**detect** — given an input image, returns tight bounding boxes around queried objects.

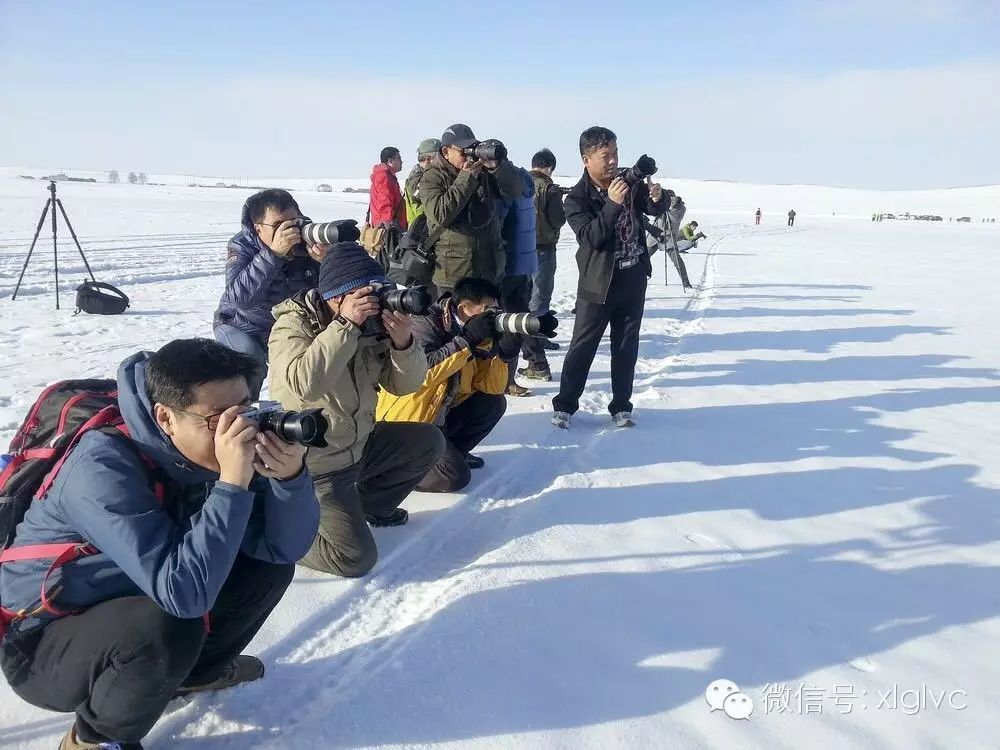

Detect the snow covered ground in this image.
[1,174,999,749]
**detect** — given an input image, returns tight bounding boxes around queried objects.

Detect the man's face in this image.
[154,377,251,474]
[583,141,619,183]
[443,145,468,170]
[456,296,498,323]
[254,206,301,251]
[419,154,435,170]
[389,154,403,173]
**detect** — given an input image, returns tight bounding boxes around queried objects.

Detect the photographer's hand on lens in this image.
[215,406,259,490]
[340,286,380,327]
[647,179,664,203]
[271,220,303,257]
[462,310,496,347]
[307,243,330,262]
[462,159,485,177]
[382,310,414,350]
[497,331,522,359]
[608,177,630,205]
[253,431,306,481]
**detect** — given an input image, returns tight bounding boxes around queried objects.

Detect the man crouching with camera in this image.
[377,277,522,493]
[268,242,444,578]
[552,126,668,430]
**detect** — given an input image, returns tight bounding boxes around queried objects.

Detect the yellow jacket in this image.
[376,301,508,425]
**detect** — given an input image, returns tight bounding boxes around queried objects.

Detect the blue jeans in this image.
[529,246,557,314]
[214,324,268,401]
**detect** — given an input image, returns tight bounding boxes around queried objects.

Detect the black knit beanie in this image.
[319,242,388,300]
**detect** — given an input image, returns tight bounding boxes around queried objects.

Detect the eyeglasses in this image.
[174,408,227,431]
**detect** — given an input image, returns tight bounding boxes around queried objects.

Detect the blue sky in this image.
[1,0,998,189]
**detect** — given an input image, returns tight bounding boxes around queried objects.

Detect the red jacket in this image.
[369,163,407,229]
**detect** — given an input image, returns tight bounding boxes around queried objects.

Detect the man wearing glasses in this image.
[214,189,328,400]
[0,339,319,750]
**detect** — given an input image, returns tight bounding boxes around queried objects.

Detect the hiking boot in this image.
[59,725,143,750]
[506,383,532,397]
[365,508,409,527]
[464,453,485,469]
[518,365,552,382]
[543,339,561,351]
[612,412,635,429]
[552,411,571,429]
[176,655,265,696]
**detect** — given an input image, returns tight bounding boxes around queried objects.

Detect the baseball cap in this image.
[440,124,477,149]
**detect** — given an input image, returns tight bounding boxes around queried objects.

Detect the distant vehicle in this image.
[317,184,333,193]
[883,213,896,220]
[957,216,972,223]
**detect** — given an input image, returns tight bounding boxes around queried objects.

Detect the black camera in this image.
[242,406,329,448]
[462,139,508,163]
[493,311,558,339]
[297,218,360,247]
[618,154,658,186]
[359,282,435,337]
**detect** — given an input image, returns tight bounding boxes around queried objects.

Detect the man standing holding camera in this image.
[268,242,443,578]
[552,126,667,430]
[214,189,328,401]
[419,124,530,296]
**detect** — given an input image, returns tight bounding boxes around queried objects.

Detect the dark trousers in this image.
[787,217,795,226]
[215,324,268,401]
[553,264,647,416]
[530,246,557,314]
[667,247,692,287]
[502,273,548,373]
[299,422,445,578]
[418,392,507,493]
[0,554,293,744]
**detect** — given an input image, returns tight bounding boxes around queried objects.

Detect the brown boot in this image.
[59,724,143,749]
[506,383,533,397]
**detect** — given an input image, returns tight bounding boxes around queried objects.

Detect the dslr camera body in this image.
[242,406,329,448]
[618,154,658,187]
[461,139,508,163]
[358,282,435,338]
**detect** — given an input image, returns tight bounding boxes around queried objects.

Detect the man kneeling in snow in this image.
[0,339,319,750]
[377,277,518,492]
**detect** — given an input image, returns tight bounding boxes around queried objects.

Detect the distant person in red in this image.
[369,146,407,229]
[755,207,762,226]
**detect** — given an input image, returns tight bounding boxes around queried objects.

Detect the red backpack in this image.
[0,379,162,640]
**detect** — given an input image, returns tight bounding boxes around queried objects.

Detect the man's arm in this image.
[380,335,430,396]
[370,169,398,223]
[544,185,567,231]
[60,433,254,619]
[226,238,284,308]
[411,313,474,385]
[420,167,478,231]
[565,188,622,251]
[268,314,360,402]
[637,183,667,217]
[240,469,320,564]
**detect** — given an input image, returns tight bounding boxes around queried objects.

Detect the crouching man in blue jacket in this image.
[0,339,319,750]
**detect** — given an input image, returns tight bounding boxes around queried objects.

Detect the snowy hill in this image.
[1,173,1000,749]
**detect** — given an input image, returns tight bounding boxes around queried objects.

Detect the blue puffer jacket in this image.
[214,219,320,342]
[497,167,538,277]
[0,352,320,634]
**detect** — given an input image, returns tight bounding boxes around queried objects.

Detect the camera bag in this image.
[396,214,445,286]
[74,281,130,315]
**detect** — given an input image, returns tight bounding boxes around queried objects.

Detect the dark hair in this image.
[579,126,617,156]
[241,189,301,226]
[453,277,501,306]
[690,221,698,227]
[531,148,557,170]
[146,339,261,409]
[380,146,401,164]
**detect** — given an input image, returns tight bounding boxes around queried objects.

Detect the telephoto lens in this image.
[463,139,508,162]
[378,285,434,316]
[493,311,558,338]
[619,154,658,186]
[300,219,360,246]
[242,407,329,448]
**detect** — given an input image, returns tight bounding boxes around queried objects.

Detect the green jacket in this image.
[530,170,566,248]
[268,290,428,475]
[404,164,425,225]
[419,158,525,288]
[681,223,696,241]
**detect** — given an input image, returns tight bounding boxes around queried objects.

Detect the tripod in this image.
[12,180,96,309]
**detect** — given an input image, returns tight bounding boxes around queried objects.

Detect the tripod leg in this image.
[11,199,52,301]
[52,192,60,309]
[56,199,96,282]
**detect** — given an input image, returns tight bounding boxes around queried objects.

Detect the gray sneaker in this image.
[552,411,571,429]
[612,412,635,428]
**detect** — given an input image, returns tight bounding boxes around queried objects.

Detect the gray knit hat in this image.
[417,138,442,157]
